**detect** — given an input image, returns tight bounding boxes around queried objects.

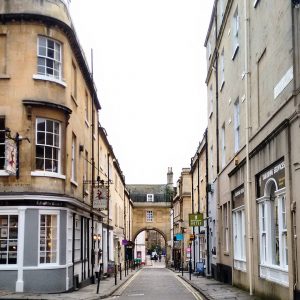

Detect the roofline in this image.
[0,13,101,110]
[204,0,217,47]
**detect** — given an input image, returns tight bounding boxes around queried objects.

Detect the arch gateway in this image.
[127,170,174,263]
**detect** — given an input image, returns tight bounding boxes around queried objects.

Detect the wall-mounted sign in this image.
[232,185,244,209]
[175,233,184,241]
[93,186,108,209]
[5,140,17,176]
[257,159,285,197]
[122,239,128,246]
[189,213,203,227]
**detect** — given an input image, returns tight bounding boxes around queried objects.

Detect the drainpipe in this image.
[197,149,200,263]
[191,158,195,270]
[107,153,110,263]
[244,0,253,295]
[205,129,210,276]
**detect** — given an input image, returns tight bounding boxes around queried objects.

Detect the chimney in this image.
[167,167,173,189]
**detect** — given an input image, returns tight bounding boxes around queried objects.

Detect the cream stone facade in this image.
[205,1,300,299]
[0,0,132,293]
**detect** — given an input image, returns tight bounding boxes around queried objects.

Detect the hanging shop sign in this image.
[175,233,184,241]
[93,186,108,209]
[257,159,285,197]
[5,139,17,176]
[232,185,244,209]
[189,213,203,227]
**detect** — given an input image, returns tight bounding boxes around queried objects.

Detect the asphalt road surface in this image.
[108,267,204,300]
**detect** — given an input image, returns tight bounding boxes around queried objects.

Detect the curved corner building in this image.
[0,0,104,293]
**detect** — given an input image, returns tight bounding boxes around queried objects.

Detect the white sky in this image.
[70,0,214,184]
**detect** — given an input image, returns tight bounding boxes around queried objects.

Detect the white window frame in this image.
[257,183,288,285]
[74,215,81,262]
[232,7,239,59]
[210,145,214,182]
[146,211,153,222]
[220,0,224,18]
[147,194,154,202]
[221,124,226,168]
[223,203,229,253]
[0,117,5,171]
[71,133,77,184]
[66,212,73,264]
[233,207,246,271]
[234,99,240,153]
[253,0,260,8]
[209,85,213,118]
[38,211,59,265]
[207,41,212,60]
[35,118,62,175]
[220,48,225,88]
[36,36,62,82]
[0,214,18,265]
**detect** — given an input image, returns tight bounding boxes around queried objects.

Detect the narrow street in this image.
[108,263,204,300]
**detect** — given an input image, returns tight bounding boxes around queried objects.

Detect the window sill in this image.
[223,251,230,256]
[31,171,66,180]
[71,179,78,187]
[0,170,9,176]
[208,111,213,119]
[33,74,67,88]
[254,0,260,8]
[232,45,239,61]
[85,119,90,128]
[0,74,11,79]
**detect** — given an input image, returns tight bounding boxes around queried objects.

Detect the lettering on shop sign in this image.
[232,185,244,209]
[257,159,285,197]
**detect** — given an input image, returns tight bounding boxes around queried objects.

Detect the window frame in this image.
[220,48,225,88]
[36,36,63,83]
[146,210,153,222]
[232,7,239,60]
[147,194,154,202]
[35,118,62,175]
[71,133,77,184]
[234,99,240,153]
[0,214,18,265]
[221,124,226,168]
[38,211,59,266]
[0,117,5,171]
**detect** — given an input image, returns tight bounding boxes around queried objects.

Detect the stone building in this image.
[0,0,131,293]
[205,0,300,299]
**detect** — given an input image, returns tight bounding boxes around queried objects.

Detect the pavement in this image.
[0,267,141,300]
[170,268,261,300]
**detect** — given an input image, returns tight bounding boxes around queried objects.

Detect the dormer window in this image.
[147,194,154,202]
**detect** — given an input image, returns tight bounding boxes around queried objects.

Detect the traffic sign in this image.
[189,213,203,227]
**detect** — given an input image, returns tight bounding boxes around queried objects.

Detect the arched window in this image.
[257,178,288,285]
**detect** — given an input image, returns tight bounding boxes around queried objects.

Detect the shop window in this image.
[39,214,58,264]
[0,215,18,264]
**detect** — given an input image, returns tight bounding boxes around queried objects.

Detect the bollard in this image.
[181,261,184,276]
[189,261,192,280]
[114,264,117,285]
[119,263,122,280]
[96,264,101,294]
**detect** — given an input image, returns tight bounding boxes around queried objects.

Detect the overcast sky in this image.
[70,0,214,184]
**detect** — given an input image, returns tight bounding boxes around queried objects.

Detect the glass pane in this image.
[0,158,4,169]
[51,252,56,263]
[54,122,59,134]
[47,39,54,50]
[38,47,46,57]
[46,59,54,68]
[36,146,44,158]
[46,133,53,146]
[37,119,45,131]
[53,160,58,173]
[36,158,44,170]
[46,239,52,251]
[0,145,4,156]
[46,67,54,76]
[8,240,17,252]
[0,240,7,251]
[0,216,8,226]
[0,252,7,264]
[46,120,53,133]
[53,148,58,160]
[41,215,45,226]
[8,252,17,264]
[45,147,52,159]
[37,132,45,145]
[54,135,59,147]
[37,65,46,75]
[47,48,54,59]
[0,131,5,144]
[39,36,46,47]
[45,159,52,172]
[9,229,18,239]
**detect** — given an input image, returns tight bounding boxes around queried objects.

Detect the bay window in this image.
[36,118,61,174]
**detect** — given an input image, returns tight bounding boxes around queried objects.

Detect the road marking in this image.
[127,293,145,296]
[113,269,141,296]
[173,273,204,300]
